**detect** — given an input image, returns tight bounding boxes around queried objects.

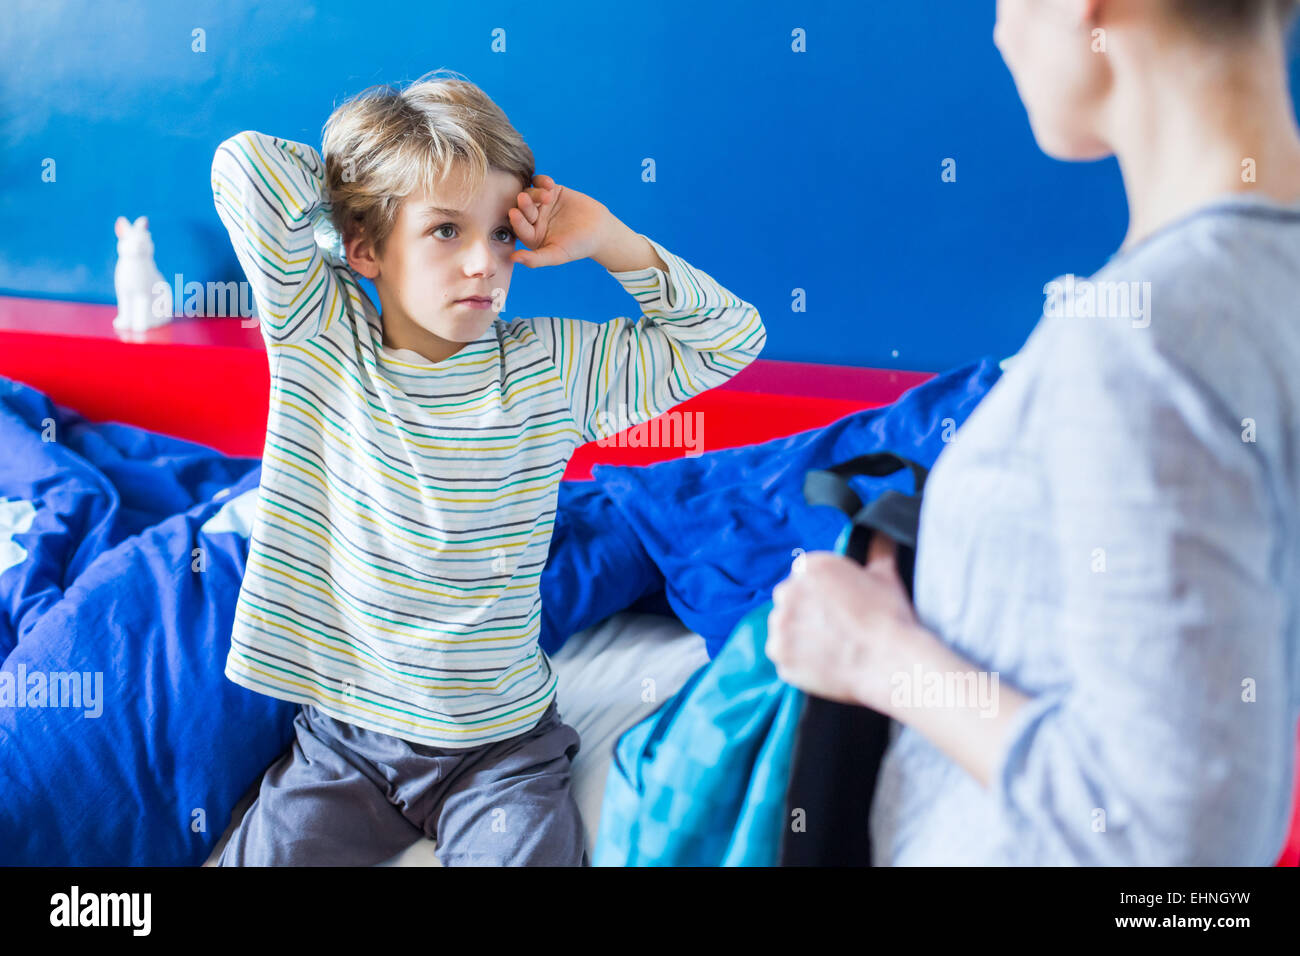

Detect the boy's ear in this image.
[344,228,381,280]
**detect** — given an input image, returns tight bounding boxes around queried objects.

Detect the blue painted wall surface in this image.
[1,1,1297,371]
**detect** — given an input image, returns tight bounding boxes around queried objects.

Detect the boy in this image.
[209,72,765,866]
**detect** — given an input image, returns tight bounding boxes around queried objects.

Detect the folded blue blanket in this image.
[0,357,999,864]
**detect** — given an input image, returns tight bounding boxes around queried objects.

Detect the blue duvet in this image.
[0,357,999,864]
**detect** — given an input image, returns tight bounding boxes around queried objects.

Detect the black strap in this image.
[778,452,927,866]
[800,450,926,592]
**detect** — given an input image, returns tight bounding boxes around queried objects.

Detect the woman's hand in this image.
[765,534,928,711]
[767,532,1032,789]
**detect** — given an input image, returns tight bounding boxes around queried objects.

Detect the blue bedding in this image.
[0,357,1000,864]
[0,379,256,660]
[591,358,1002,657]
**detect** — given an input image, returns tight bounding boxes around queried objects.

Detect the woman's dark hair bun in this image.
[1170,0,1300,32]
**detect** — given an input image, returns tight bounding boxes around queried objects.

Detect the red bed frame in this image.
[2,293,1296,867]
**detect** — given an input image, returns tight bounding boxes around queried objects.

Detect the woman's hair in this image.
[320,69,535,259]
[1169,0,1300,34]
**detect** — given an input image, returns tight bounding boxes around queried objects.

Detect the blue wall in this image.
[2,1,1297,372]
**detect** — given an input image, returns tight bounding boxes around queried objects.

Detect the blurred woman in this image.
[766,0,1300,864]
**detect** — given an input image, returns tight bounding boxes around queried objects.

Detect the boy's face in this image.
[348,164,523,362]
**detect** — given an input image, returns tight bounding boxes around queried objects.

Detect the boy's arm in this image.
[525,234,766,444]
[210,130,347,345]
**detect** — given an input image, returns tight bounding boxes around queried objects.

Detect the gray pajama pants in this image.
[218,699,588,866]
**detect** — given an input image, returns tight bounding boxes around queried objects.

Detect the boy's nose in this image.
[462,236,498,277]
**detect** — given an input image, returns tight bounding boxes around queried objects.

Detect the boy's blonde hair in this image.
[321,69,535,260]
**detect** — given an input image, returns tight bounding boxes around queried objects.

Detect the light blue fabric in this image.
[872,196,1300,865]
[593,577,808,866]
[594,502,898,866]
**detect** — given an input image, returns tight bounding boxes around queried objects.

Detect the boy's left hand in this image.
[509,174,616,269]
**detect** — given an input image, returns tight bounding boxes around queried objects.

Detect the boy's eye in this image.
[429,224,514,242]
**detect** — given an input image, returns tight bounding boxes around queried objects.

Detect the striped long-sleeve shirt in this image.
[210,130,766,747]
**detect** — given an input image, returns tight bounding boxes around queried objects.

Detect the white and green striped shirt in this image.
[210,130,765,747]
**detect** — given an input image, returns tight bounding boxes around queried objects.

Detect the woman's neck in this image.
[1108,31,1300,252]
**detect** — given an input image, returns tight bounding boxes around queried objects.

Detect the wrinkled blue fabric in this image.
[0,466,299,864]
[0,379,283,865]
[0,378,256,659]
[537,481,665,656]
[590,357,1002,657]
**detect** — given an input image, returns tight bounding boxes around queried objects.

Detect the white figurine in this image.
[113,215,172,332]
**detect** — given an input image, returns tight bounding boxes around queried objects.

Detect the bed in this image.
[2,295,1296,868]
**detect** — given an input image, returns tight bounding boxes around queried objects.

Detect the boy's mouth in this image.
[454,296,494,310]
